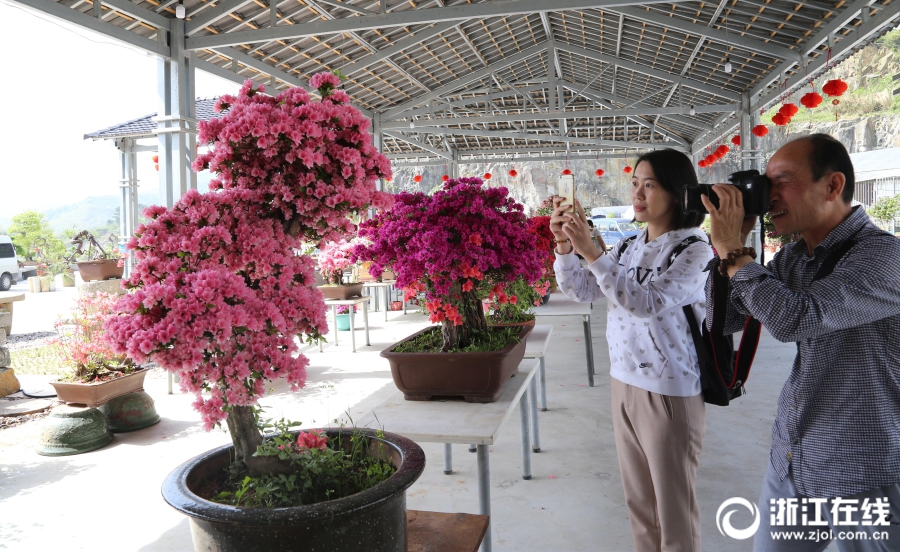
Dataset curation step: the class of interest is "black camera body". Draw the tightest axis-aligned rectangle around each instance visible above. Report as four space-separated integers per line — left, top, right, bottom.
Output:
682 170 771 216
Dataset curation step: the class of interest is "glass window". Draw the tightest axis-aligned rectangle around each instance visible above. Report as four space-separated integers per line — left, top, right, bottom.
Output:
0 243 14 259
618 222 640 232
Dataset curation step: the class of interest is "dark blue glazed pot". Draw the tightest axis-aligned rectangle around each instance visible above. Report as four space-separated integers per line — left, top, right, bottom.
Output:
162 428 426 552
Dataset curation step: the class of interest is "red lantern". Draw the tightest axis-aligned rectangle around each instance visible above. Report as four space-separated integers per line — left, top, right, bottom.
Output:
441 174 449 182
822 79 848 97
154 164 159 171
705 154 716 164
779 103 799 117
562 168 572 175
772 112 788 126
483 172 492 180
751 125 769 137
832 99 840 106
731 135 741 146
509 169 518 177
800 92 823 109
595 169 605 177
698 159 707 168
152 155 159 163
413 174 423 183
623 166 633 174
716 144 730 156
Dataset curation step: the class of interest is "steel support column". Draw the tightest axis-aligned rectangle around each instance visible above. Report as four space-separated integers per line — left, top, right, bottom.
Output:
116 138 139 276
739 92 754 172
158 19 197 209
450 150 459 180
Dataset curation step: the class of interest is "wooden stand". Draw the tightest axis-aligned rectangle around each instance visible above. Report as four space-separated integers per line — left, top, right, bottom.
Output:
408 510 489 552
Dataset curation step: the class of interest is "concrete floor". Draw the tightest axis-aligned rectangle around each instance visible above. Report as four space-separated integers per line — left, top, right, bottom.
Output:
0 284 835 551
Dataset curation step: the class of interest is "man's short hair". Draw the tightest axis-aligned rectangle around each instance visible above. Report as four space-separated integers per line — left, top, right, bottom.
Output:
801 133 855 203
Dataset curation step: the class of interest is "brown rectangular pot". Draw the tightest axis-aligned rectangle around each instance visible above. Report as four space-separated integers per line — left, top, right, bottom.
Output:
76 260 124 282
381 325 533 403
318 283 365 300
50 368 148 407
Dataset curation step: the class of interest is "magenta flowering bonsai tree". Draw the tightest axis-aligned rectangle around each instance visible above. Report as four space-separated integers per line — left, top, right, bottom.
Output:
354 177 544 351
104 72 392 475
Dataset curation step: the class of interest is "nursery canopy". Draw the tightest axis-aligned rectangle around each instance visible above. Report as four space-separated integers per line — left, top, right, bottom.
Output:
23 0 900 187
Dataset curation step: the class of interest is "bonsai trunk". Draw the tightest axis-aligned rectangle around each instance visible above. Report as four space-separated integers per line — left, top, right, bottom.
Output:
440 288 488 352
226 405 294 477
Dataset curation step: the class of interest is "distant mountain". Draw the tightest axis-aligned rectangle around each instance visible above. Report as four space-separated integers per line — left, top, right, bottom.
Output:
43 195 122 233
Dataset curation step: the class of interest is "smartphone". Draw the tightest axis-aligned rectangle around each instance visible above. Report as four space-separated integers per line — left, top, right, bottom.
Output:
558 174 576 212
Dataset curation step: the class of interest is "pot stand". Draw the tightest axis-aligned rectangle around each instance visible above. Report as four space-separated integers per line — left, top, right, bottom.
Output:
35 405 113 456
358 359 541 552
98 391 160 432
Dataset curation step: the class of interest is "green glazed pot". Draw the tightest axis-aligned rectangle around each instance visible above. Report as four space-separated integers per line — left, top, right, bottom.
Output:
99 391 160 432
35 405 113 456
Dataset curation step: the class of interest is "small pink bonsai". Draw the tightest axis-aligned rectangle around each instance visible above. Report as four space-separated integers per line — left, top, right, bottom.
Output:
354 177 544 351
105 72 391 475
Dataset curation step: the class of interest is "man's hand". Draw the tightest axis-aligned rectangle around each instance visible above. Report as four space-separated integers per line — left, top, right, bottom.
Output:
701 185 747 257
740 216 758 247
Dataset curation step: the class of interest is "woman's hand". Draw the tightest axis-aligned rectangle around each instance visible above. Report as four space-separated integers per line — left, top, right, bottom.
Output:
561 200 603 263
549 196 570 240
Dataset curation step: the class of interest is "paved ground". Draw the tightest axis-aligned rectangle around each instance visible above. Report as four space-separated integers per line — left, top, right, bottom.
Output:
0 286 838 551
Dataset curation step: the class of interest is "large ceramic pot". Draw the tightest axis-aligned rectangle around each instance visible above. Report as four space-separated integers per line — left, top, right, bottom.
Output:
381 325 533 403
50 368 149 408
162 428 426 552
76 259 124 282
317 282 364 300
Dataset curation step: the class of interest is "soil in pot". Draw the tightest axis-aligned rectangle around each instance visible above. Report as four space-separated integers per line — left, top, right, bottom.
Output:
163 428 426 552
382 325 532 403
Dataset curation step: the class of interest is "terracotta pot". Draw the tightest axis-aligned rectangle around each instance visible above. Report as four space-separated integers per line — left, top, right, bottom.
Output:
317 282 364 300
162 428 426 552
389 301 403 311
50 368 149 408
76 259 124 282
381 269 395 281
359 261 376 282
381 325 533 403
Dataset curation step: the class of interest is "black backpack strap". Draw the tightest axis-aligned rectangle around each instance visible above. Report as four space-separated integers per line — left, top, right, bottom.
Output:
615 235 638 258
666 235 707 269
812 240 856 282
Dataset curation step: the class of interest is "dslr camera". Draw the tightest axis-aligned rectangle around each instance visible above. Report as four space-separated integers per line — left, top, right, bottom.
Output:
682 170 771 216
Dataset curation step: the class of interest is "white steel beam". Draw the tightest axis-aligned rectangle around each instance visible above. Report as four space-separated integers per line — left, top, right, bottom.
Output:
314 0 377 16
608 7 802 62
185 0 256 34
186 0 696 50
10 0 170 56
382 102 735 129
383 42 549 120
339 21 459 76
383 131 453 159
101 0 169 27
425 127 687 150
557 43 738 100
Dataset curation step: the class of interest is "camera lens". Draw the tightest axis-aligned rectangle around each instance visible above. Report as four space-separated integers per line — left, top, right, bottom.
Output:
682 183 715 214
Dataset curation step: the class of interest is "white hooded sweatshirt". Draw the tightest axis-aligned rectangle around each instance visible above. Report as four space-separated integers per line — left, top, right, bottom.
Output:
554 227 713 397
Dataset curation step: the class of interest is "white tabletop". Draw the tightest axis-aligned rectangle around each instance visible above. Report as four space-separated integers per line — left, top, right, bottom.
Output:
362 281 396 288
524 324 552 358
532 291 591 316
356 359 538 445
323 296 372 306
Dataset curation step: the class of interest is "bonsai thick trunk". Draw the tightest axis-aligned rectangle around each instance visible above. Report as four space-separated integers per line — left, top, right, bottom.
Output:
440 288 487 352
226 405 294 477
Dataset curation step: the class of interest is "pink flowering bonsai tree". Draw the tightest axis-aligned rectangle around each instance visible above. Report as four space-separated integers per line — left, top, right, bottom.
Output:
354 177 544 351
104 72 392 475
317 238 364 285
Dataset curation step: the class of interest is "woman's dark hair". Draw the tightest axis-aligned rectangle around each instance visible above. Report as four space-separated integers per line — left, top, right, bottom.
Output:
632 148 705 230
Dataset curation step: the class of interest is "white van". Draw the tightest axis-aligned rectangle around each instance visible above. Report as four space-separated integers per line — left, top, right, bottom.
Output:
0 236 21 291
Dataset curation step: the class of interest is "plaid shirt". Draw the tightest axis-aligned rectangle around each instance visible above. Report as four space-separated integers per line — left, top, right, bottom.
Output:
707 206 900 498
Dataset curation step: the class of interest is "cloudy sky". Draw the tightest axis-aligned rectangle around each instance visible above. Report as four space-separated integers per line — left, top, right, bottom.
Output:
0 1 239 223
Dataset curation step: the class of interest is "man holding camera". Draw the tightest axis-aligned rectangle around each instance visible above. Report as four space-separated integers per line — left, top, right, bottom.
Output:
702 134 900 551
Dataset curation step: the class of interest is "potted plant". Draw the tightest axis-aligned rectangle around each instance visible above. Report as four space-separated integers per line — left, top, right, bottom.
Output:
70 231 124 282
355 177 545 402
49 292 147 407
105 73 420 552
317 238 365 299
335 304 358 331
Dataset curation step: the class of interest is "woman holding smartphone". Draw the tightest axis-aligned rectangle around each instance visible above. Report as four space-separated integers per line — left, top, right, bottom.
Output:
551 149 713 552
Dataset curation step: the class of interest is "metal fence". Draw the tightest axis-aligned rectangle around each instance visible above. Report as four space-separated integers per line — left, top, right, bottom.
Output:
854 176 900 232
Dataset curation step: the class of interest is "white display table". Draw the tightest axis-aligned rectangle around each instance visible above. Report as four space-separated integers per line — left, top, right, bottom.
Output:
524 324 552 413
322 295 372 353
532 292 596 386
362 280 396 322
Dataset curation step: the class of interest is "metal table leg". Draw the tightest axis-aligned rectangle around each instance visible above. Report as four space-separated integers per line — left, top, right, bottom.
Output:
332 305 338 347
529 376 541 452
167 372 173 394
582 314 595 386
349 306 356 352
384 287 389 323
363 302 370 346
443 443 452 475
539 357 548 411
518 391 532 480
476 444 492 552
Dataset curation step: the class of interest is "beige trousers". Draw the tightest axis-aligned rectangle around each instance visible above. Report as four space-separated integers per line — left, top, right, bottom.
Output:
611 377 706 552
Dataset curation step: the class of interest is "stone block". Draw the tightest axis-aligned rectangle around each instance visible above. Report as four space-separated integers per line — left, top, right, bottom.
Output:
0 345 8 368
0 367 20 397
78 278 126 297
0 328 5 346
0 312 10 331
